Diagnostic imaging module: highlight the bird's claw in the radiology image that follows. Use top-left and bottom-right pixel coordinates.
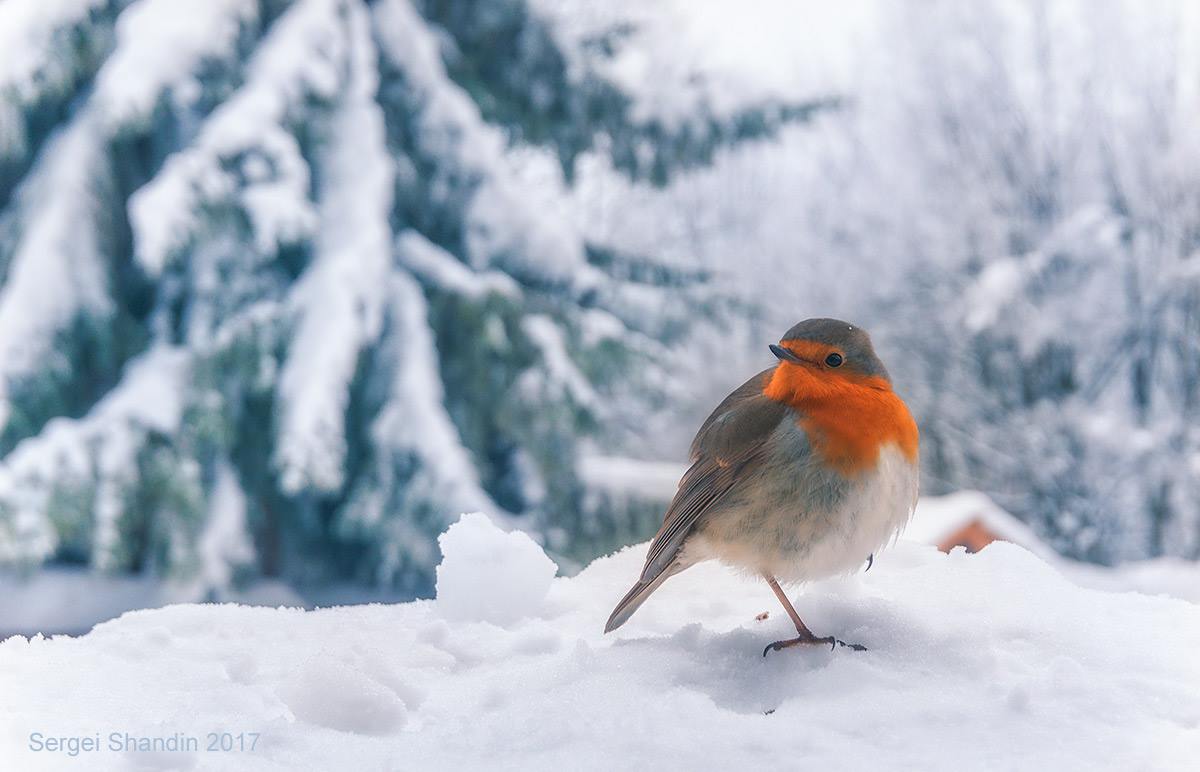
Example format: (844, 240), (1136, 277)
(762, 635), (867, 657)
(823, 636), (868, 652)
(865, 553), (874, 572)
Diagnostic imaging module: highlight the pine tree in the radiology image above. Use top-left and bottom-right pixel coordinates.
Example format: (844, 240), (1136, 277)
(0, 0), (827, 594)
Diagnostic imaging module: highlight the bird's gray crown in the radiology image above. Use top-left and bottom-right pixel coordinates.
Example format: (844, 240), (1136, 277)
(780, 317), (890, 381)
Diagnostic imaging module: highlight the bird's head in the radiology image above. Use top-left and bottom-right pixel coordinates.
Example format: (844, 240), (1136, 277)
(768, 318), (890, 385)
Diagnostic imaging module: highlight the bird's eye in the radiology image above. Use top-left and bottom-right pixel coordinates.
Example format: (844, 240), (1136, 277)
(825, 353), (844, 368)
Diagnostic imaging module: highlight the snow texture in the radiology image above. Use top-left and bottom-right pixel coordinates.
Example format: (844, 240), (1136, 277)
(534, 0), (857, 127)
(435, 512), (557, 625)
(1, 513), (1196, 770)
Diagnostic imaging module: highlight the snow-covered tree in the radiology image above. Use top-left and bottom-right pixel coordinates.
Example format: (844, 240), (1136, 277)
(596, 0), (1200, 564)
(0, 0), (826, 593)
(866, 1), (1200, 563)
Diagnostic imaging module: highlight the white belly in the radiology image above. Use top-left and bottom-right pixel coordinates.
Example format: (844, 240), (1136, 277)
(688, 443), (919, 583)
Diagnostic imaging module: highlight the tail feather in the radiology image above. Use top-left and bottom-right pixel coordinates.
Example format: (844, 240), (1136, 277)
(604, 567), (674, 633)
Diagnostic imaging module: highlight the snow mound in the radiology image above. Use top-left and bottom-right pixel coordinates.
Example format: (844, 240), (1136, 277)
(435, 512), (558, 625)
(276, 658), (408, 736)
(2, 518), (1198, 770)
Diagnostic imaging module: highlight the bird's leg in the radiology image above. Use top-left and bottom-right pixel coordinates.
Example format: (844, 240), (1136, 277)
(761, 574), (867, 657)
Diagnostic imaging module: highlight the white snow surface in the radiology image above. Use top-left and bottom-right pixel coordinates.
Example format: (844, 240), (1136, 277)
(435, 512), (557, 626)
(2, 512), (1197, 770)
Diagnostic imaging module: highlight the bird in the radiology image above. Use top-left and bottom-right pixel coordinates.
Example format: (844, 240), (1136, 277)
(604, 318), (919, 655)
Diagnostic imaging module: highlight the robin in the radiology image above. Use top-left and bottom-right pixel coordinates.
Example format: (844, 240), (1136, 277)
(605, 318), (919, 655)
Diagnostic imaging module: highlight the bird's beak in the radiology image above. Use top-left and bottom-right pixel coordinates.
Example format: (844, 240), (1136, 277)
(769, 344), (804, 364)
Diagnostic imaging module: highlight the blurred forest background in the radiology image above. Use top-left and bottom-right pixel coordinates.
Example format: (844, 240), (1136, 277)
(0, 0), (1197, 620)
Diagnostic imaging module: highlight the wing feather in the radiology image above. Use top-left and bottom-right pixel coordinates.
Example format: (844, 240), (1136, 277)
(639, 368), (787, 582)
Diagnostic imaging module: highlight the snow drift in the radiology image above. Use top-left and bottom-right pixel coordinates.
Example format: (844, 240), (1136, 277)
(2, 512), (1197, 771)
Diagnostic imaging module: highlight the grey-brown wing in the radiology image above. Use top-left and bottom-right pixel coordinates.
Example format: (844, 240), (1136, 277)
(639, 369), (788, 583)
(688, 368), (777, 461)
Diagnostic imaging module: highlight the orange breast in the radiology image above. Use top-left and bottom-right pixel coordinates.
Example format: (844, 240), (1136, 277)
(764, 363), (919, 475)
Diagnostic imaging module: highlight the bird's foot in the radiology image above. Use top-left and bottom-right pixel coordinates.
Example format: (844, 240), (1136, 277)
(762, 634), (867, 657)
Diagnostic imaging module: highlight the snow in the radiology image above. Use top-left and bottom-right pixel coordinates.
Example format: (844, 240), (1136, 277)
(368, 276), (502, 511)
(0, 346), (189, 567)
(0, 0), (261, 434)
(906, 490), (1057, 560)
(274, 0), (393, 494)
(0, 118), (111, 431)
(92, 0), (258, 128)
(962, 208), (1124, 337)
(520, 315), (599, 409)
(2, 515), (1197, 770)
(397, 230), (521, 300)
(0, 566), (306, 640)
(909, 491), (1200, 605)
(1068, 558), (1200, 605)
(341, 272), (503, 545)
(0, 568), (164, 640)
(963, 255), (1039, 333)
(195, 459), (255, 595)
(372, 0), (598, 287)
(0, 0), (107, 99)
(127, 0), (347, 276)
(276, 658), (409, 735)
(464, 147), (594, 286)
(435, 512), (557, 625)
(578, 454), (686, 501)
(534, 0), (868, 126)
